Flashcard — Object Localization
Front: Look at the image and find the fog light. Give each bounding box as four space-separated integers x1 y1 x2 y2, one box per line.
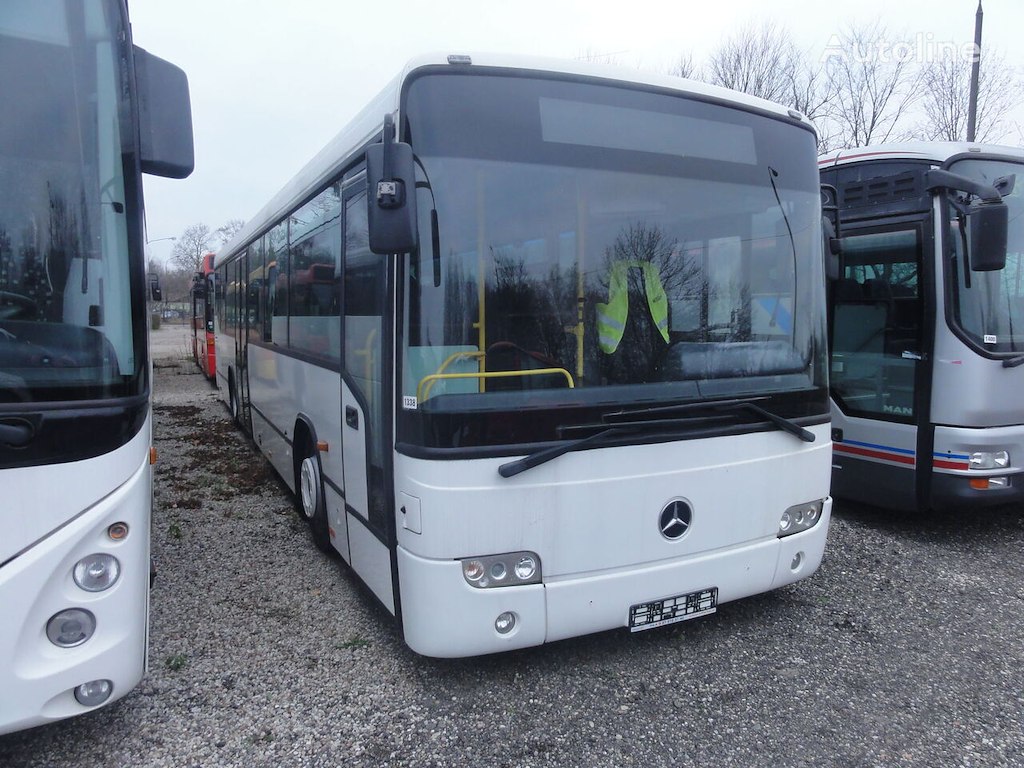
495 612 516 634
74 679 113 707
74 554 121 592
791 552 804 571
46 609 96 647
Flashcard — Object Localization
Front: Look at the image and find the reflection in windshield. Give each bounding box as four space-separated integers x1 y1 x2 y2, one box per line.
948 158 1024 353
0 0 138 403
399 72 827 448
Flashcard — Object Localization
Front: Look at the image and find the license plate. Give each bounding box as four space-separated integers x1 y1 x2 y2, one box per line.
628 587 718 632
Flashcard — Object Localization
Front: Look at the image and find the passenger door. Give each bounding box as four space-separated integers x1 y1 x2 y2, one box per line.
829 220 928 507
341 178 395 612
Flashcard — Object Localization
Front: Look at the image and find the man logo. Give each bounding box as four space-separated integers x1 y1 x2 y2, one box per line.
659 499 693 540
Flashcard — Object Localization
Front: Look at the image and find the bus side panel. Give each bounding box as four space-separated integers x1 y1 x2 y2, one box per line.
214 318 232 411
348 513 395 614
247 347 346 497
830 404 919 510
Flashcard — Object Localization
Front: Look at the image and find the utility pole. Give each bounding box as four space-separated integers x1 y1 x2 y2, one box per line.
966 0 983 142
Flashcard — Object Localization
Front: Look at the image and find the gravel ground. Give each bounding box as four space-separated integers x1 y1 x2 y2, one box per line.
2 323 1023 767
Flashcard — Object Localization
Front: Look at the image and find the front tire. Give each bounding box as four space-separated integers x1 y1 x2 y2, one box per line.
298 451 332 554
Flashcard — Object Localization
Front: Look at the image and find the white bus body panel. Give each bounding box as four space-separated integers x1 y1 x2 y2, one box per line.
247 345 346 497
0 418 152 735
396 424 832 657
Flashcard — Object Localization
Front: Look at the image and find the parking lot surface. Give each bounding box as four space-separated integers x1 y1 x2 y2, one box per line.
2 324 1022 767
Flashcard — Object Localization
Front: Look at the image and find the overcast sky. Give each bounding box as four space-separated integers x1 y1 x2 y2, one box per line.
128 0 1024 266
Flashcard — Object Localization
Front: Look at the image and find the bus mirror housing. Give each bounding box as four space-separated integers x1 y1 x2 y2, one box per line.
926 169 1008 272
134 47 195 179
367 114 419 254
967 201 1008 272
821 184 841 281
148 273 162 302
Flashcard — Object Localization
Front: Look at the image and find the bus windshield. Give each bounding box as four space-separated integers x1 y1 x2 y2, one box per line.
399 72 827 449
947 157 1024 354
0 0 140 404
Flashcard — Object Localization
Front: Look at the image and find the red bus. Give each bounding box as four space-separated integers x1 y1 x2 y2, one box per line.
190 252 216 380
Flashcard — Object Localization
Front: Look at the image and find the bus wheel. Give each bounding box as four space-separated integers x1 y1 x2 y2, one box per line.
229 373 240 425
298 451 331 554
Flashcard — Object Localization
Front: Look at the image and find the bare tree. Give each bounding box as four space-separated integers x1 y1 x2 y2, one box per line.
670 53 698 80
788 52 841 152
216 218 246 247
913 50 1021 143
705 21 800 104
169 222 213 274
822 21 921 148
575 48 625 67
700 22 837 151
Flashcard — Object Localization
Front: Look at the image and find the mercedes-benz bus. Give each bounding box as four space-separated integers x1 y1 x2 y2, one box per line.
0 0 193 734
820 142 1023 511
215 53 832 657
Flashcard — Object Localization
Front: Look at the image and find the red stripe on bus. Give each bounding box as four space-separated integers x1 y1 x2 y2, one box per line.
834 443 916 465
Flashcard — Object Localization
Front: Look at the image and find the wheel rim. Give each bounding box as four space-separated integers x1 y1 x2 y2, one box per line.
299 457 318 519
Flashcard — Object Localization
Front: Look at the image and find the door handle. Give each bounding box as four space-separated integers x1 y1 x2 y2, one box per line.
345 406 359 429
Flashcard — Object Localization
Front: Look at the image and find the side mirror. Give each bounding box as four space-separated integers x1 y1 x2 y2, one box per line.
366 114 418 254
926 168 1008 272
967 201 1009 272
134 46 195 179
150 281 162 302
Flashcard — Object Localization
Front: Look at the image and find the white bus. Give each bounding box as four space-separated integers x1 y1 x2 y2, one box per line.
0 0 193 734
820 142 1023 511
215 53 833 657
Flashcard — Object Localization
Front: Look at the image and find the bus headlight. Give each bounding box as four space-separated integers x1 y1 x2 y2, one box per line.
46 609 96 647
969 451 1009 470
462 551 541 588
74 679 113 707
778 500 823 538
73 554 121 592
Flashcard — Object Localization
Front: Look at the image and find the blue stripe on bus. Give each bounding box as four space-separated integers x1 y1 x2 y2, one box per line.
838 438 915 456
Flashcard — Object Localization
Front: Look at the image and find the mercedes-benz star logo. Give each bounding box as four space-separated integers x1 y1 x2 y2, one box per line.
659 499 692 540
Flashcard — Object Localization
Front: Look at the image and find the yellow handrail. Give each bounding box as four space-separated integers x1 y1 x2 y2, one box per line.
417 367 575 403
432 350 486 378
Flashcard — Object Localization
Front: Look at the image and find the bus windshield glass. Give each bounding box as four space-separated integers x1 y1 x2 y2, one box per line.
399 72 827 449
0 0 140 404
946 157 1024 354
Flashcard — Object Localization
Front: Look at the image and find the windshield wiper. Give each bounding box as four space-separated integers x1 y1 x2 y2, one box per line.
607 397 815 443
498 425 630 478
1003 355 1024 368
497 398 815 479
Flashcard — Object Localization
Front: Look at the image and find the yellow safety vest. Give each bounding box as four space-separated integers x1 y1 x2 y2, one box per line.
596 260 669 354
